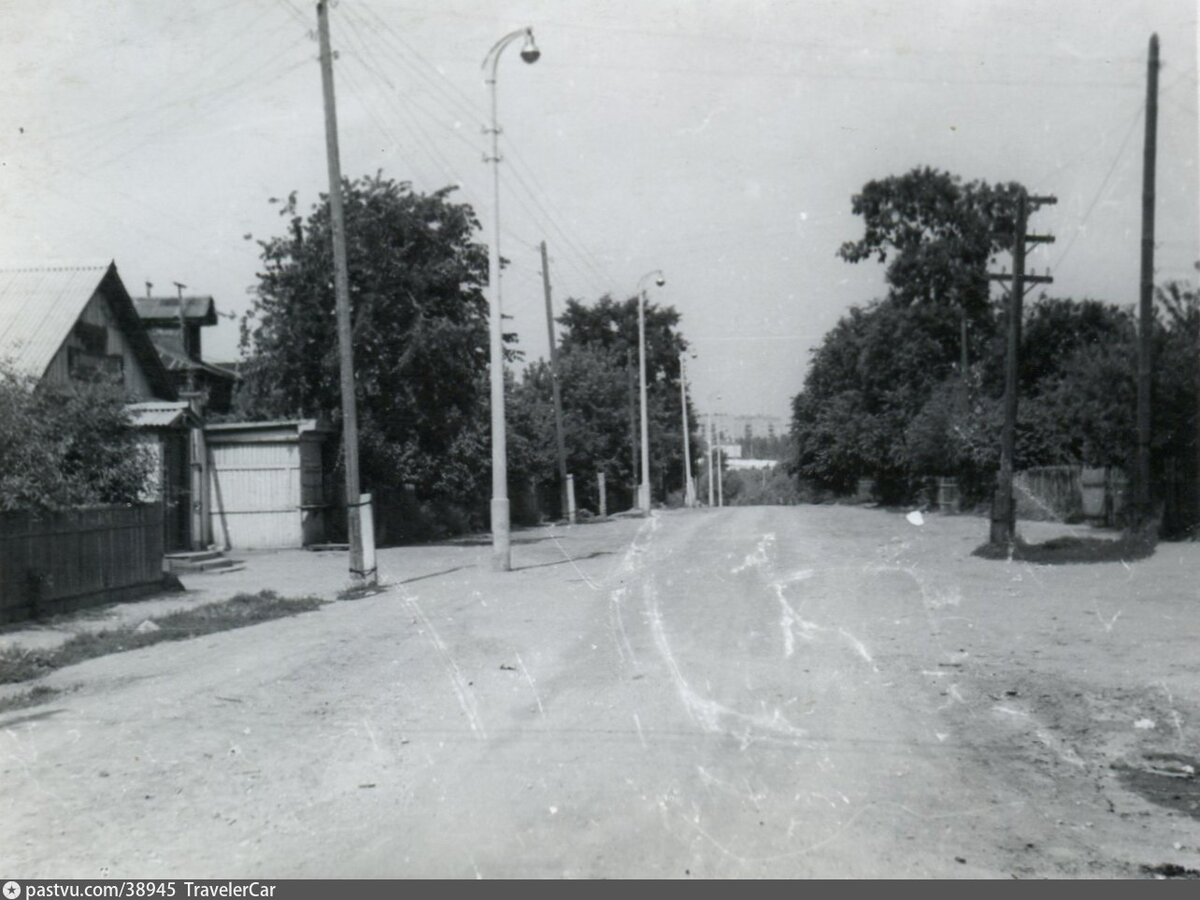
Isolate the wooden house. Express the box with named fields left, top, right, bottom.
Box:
left=0, top=262, right=206, bottom=551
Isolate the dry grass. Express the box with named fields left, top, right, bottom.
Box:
left=0, top=591, right=324, bottom=685
left=0, top=684, right=60, bottom=714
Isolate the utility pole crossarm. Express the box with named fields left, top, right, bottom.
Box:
left=988, top=186, right=1057, bottom=548
left=989, top=273, right=1054, bottom=284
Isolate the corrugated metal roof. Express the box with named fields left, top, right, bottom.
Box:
left=125, top=400, right=190, bottom=428
left=0, top=263, right=112, bottom=378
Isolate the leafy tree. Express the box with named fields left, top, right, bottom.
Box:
left=509, top=294, right=698, bottom=512
left=792, top=168, right=1031, bottom=501
left=838, top=166, right=1022, bottom=322
left=791, top=297, right=967, bottom=498
left=235, top=173, right=494, bottom=511
left=902, top=298, right=1138, bottom=503
left=0, top=365, right=153, bottom=511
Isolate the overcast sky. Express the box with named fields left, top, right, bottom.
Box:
left=2, top=0, right=1197, bottom=420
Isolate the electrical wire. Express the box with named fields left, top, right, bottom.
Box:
left=1053, top=100, right=1146, bottom=274
left=348, top=2, right=618, bottom=296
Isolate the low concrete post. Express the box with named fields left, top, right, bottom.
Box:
left=598, top=472, right=607, bottom=518
left=566, top=475, right=577, bottom=524
left=357, top=493, right=377, bottom=582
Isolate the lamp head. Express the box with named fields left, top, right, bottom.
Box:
left=655, top=275, right=666, bottom=287
left=520, top=29, right=540, bottom=63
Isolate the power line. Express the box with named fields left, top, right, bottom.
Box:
left=499, top=159, right=612, bottom=294
left=358, top=4, right=1150, bottom=69
left=85, top=53, right=313, bottom=175
left=534, top=57, right=1141, bottom=90
left=353, top=3, right=489, bottom=125
left=339, top=7, right=603, bottom=287
left=347, top=2, right=617, bottom=294
left=337, top=18, right=476, bottom=194
left=340, top=8, right=487, bottom=158
left=34, top=9, right=301, bottom=151
left=1053, top=101, right=1146, bottom=273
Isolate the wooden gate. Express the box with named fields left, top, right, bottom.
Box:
left=161, top=431, right=191, bottom=552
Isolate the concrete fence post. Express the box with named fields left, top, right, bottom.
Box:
left=566, top=475, right=577, bottom=524
left=598, top=472, right=607, bottom=518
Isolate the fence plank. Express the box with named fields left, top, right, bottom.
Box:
left=0, top=504, right=165, bottom=622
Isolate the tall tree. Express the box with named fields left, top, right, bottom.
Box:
left=236, top=173, right=494, bottom=508
left=838, top=166, right=1023, bottom=322
left=791, top=168, right=1029, bottom=501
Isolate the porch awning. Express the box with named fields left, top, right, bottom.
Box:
left=125, top=400, right=192, bottom=429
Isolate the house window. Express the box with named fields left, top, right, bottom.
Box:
left=74, top=321, right=108, bottom=355
left=68, top=346, right=124, bottom=383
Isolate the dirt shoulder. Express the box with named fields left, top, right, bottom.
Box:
left=875, top=508, right=1200, bottom=877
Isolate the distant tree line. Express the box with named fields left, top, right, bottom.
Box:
left=233, top=172, right=696, bottom=532
left=508, top=295, right=697, bottom=515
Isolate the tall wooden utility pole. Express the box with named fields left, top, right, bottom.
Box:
left=988, top=191, right=1057, bottom=547
left=317, top=0, right=372, bottom=584
left=540, top=241, right=569, bottom=518
left=1135, top=33, right=1160, bottom=528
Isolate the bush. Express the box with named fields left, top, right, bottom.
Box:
left=721, top=466, right=814, bottom=506
left=0, top=365, right=153, bottom=511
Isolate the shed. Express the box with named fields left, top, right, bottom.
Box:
left=205, top=419, right=332, bottom=550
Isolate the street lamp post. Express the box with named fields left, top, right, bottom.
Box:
left=679, top=352, right=696, bottom=507
left=482, top=27, right=539, bottom=571
left=705, top=392, right=722, bottom=507
left=636, top=270, right=666, bottom=513
left=707, top=411, right=715, bottom=507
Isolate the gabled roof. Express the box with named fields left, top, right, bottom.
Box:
left=0, top=262, right=108, bottom=377
left=0, top=261, right=177, bottom=399
left=155, top=342, right=240, bottom=381
left=133, top=295, right=217, bottom=326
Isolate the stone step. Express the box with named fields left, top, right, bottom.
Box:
left=164, top=549, right=224, bottom=564
left=165, top=553, right=243, bottom=574
left=179, top=557, right=242, bottom=573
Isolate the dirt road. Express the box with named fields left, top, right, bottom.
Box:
left=2, top=507, right=1198, bottom=877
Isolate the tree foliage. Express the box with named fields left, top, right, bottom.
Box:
left=838, top=166, right=1022, bottom=319
left=235, top=173, right=493, bottom=508
left=509, top=294, right=698, bottom=512
left=793, top=166, right=1200, bottom=516
left=0, top=365, right=153, bottom=511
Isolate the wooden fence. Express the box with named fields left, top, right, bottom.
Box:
left=0, top=504, right=164, bottom=623
left=1014, top=466, right=1082, bottom=522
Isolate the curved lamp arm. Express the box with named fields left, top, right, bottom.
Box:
left=637, top=269, right=666, bottom=296
left=483, top=27, right=539, bottom=82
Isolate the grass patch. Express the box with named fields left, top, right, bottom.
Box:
left=336, top=584, right=390, bottom=601
left=0, top=684, right=60, bottom=715
left=0, top=590, right=324, bottom=685
left=973, top=533, right=1156, bottom=565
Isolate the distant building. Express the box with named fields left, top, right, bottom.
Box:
left=727, top=458, right=778, bottom=471
left=133, top=293, right=239, bottom=414
left=709, top=412, right=783, bottom=445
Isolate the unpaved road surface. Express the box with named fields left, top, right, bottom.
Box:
left=3, top=506, right=1198, bottom=877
